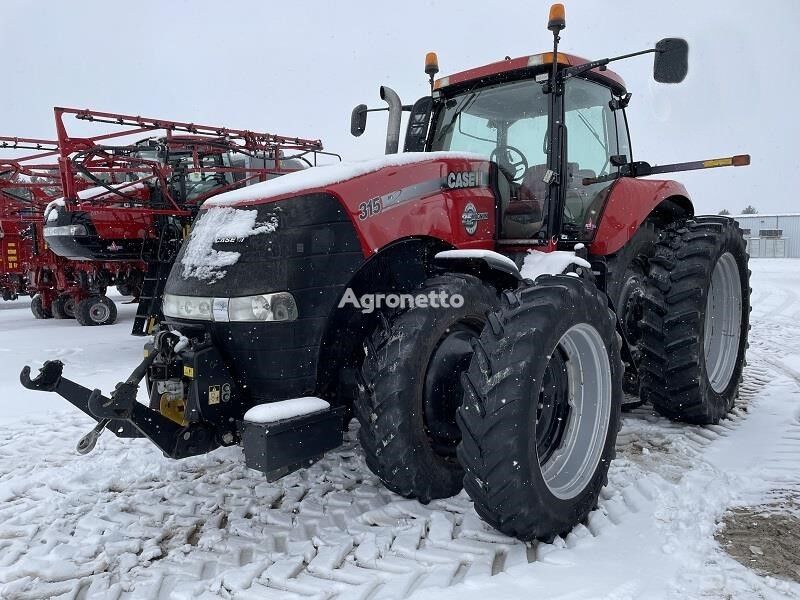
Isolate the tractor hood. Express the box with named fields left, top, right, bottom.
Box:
left=204, top=151, right=486, bottom=209
left=42, top=182, right=154, bottom=260
left=164, top=151, right=496, bottom=402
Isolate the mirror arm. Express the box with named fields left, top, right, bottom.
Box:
left=561, top=48, right=657, bottom=81
left=363, top=105, right=414, bottom=114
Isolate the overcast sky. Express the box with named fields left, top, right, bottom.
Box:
left=1, top=0, right=797, bottom=215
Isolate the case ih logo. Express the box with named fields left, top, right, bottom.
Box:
left=461, top=202, right=489, bottom=235
left=107, top=242, right=123, bottom=252
left=446, top=170, right=484, bottom=189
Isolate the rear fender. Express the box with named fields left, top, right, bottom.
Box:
left=590, top=178, right=693, bottom=255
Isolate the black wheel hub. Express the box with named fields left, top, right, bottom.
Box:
left=536, top=347, right=571, bottom=465
left=618, top=273, right=646, bottom=355
left=422, top=322, right=481, bottom=458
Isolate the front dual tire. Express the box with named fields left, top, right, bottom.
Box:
left=354, top=274, right=499, bottom=503
left=457, top=275, right=623, bottom=541
left=355, top=272, right=623, bottom=542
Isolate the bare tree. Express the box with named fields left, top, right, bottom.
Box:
left=741, top=205, right=758, bottom=214
left=718, top=209, right=731, bottom=215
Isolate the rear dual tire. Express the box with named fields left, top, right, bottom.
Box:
left=30, top=294, right=52, bottom=319
left=640, top=217, right=750, bottom=424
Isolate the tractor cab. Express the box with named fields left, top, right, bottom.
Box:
left=351, top=8, right=692, bottom=251
left=426, top=58, right=629, bottom=244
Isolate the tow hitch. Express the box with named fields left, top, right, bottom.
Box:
left=20, top=330, right=222, bottom=458
left=20, top=330, right=346, bottom=478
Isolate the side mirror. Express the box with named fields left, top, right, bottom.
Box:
left=350, top=104, right=368, bottom=137
left=654, top=38, right=688, bottom=83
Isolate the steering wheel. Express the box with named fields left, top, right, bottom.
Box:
left=490, top=145, right=529, bottom=182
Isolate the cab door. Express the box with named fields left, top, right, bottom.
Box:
left=563, top=78, right=626, bottom=241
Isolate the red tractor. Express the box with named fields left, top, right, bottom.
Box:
left=44, top=107, right=334, bottom=333
left=23, top=5, right=751, bottom=541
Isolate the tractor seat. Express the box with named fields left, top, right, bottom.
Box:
left=501, top=164, right=548, bottom=239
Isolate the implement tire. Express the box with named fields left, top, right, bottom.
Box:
left=355, top=273, right=499, bottom=503
left=30, top=294, right=52, bottom=319
left=75, top=295, right=118, bottom=326
left=639, top=217, right=750, bottom=424
left=52, top=294, right=77, bottom=319
left=457, top=275, right=623, bottom=541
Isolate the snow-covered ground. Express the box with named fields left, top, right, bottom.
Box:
left=0, top=261, right=798, bottom=599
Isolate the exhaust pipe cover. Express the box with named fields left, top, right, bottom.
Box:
left=380, top=86, right=402, bottom=155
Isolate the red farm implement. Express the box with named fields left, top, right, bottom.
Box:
left=0, top=136, right=147, bottom=320
left=0, top=137, right=139, bottom=320
left=45, top=107, right=334, bottom=333
left=0, top=138, right=60, bottom=302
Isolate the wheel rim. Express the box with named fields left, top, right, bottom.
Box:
left=538, top=323, right=613, bottom=500
left=64, top=298, right=75, bottom=318
left=423, top=321, right=483, bottom=458
left=88, top=300, right=111, bottom=324
left=704, top=252, right=743, bottom=393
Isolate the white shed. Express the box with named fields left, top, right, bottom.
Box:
left=732, top=214, right=800, bottom=258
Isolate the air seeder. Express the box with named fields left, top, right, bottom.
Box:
left=44, top=108, right=332, bottom=332
left=0, top=138, right=59, bottom=302
left=0, top=137, right=131, bottom=319
left=23, top=5, right=752, bottom=541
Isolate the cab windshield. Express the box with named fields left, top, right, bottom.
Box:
left=430, top=79, right=549, bottom=172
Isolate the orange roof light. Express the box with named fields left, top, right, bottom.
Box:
left=548, top=3, right=566, bottom=32
left=425, top=52, right=439, bottom=77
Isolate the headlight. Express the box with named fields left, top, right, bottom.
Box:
left=162, top=293, right=213, bottom=321
left=162, top=292, right=297, bottom=322
left=227, top=292, right=298, bottom=322
left=43, top=224, right=88, bottom=236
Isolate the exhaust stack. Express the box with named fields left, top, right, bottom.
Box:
left=380, top=86, right=402, bottom=155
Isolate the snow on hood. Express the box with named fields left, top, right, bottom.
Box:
left=77, top=181, right=147, bottom=200
left=180, top=206, right=279, bottom=282
left=205, top=151, right=485, bottom=207
left=43, top=182, right=148, bottom=221
left=521, top=247, right=591, bottom=280
left=44, top=198, right=65, bottom=222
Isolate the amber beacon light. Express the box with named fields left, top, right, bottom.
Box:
left=548, top=3, right=566, bottom=31
left=425, top=52, right=439, bottom=87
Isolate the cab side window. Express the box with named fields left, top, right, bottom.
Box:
left=564, top=78, right=620, bottom=239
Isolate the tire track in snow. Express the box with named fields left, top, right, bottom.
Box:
left=0, top=359, right=774, bottom=600
left=0, top=296, right=786, bottom=600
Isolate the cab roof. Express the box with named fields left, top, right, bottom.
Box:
left=434, top=52, right=626, bottom=95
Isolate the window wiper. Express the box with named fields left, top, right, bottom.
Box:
left=432, top=91, right=478, bottom=145
left=575, top=110, right=607, bottom=153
